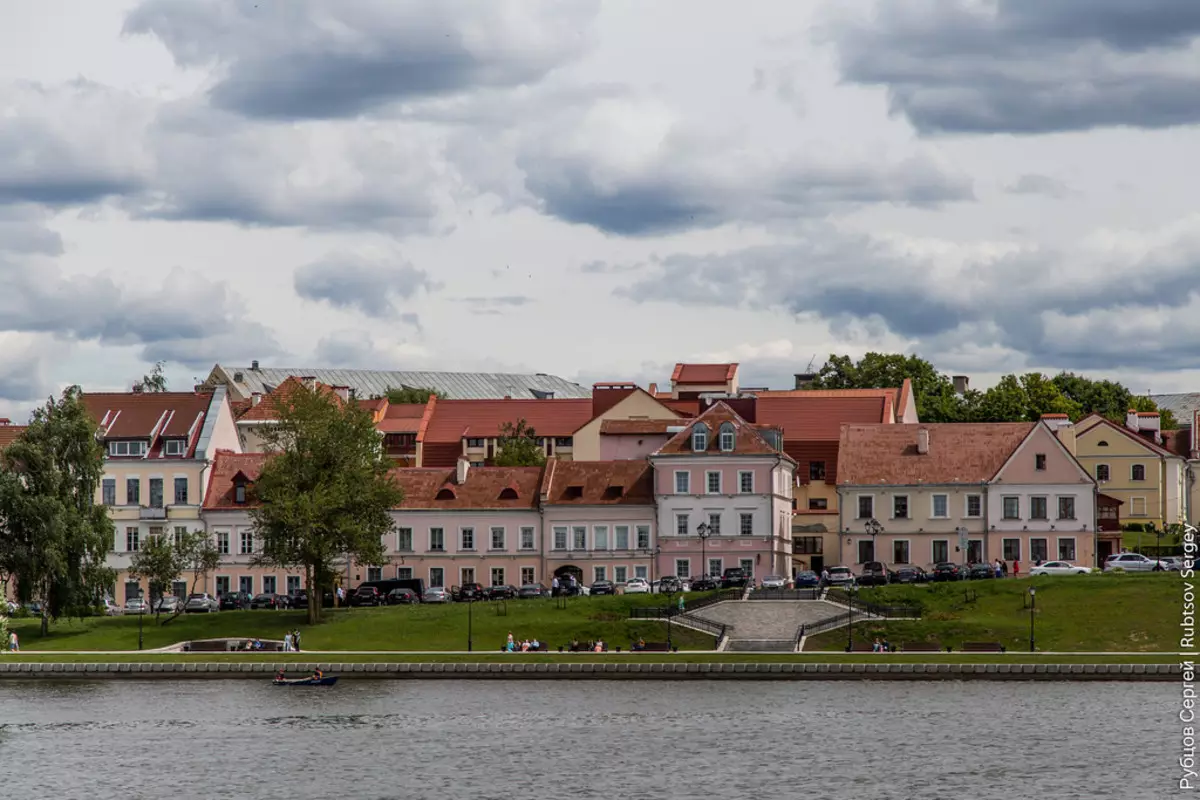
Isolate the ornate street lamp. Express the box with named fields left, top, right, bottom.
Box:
left=696, top=522, right=712, bottom=579
left=864, top=518, right=884, bottom=562
left=1028, top=586, right=1036, bottom=653
left=137, top=588, right=146, bottom=651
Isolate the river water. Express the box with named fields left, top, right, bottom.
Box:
left=0, top=679, right=1177, bottom=799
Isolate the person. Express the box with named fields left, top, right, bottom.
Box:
left=593, top=639, right=604, bottom=653
left=570, top=637, right=580, bottom=652
left=336, top=586, right=345, bottom=605
left=872, top=638, right=882, bottom=652
left=633, top=638, right=645, bottom=652
left=283, top=632, right=292, bottom=652
left=293, top=629, right=301, bottom=652
left=531, top=637, right=540, bottom=651
left=507, top=631, right=514, bottom=646
left=8, top=631, right=18, bottom=652
left=252, top=638, right=263, bottom=650
left=312, top=666, right=323, bottom=680
left=569, top=574, right=578, bottom=594
left=275, top=669, right=286, bottom=682
left=882, top=637, right=891, bottom=653
left=551, top=576, right=560, bottom=596
left=1013, top=560, right=1020, bottom=578
left=820, top=568, right=830, bottom=585
left=521, top=639, right=530, bottom=652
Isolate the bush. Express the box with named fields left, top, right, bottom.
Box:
left=1123, top=523, right=1146, bottom=532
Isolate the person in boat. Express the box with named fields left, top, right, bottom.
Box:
left=275, top=669, right=286, bottom=682
left=312, top=667, right=324, bottom=680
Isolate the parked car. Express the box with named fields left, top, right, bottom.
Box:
left=155, top=595, right=184, bottom=614
left=892, top=567, right=928, bottom=584
left=350, top=586, right=387, bottom=607
left=123, top=597, right=149, bottom=615
left=517, top=584, right=548, bottom=599
left=454, top=583, right=486, bottom=601
left=931, top=562, right=965, bottom=582
left=184, top=593, right=219, bottom=613
left=422, top=587, right=450, bottom=603
left=793, top=570, right=821, bottom=588
left=823, top=566, right=856, bottom=587
left=721, top=567, right=749, bottom=589
left=857, top=562, right=891, bottom=586
left=689, top=575, right=719, bottom=592
left=220, top=591, right=251, bottom=610
left=102, top=599, right=123, bottom=616
left=484, top=584, right=518, bottom=600
left=760, top=575, right=787, bottom=590
left=589, top=580, right=616, bottom=596
left=386, top=588, right=420, bottom=605
left=289, top=589, right=336, bottom=609
left=1030, top=561, right=1093, bottom=576
left=967, top=563, right=995, bottom=580
left=1104, top=553, right=1167, bottom=572
left=250, top=593, right=286, bottom=610
left=623, top=578, right=650, bottom=594
left=1161, top=557, right=1187, bottom=572
left=655, top=576, right=684, bottom=594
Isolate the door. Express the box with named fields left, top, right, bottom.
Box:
left=810, top=555, right=824, bottom=573
left=215, top=576, right=230, bottom=597
left=239, top=576, right=253, bottom=596
left=740, top=558, right=754, bottom=578
left=967, top=540, right=983, bottom=564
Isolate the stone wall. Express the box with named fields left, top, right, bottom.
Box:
left=0, top=661, right=1181, bottom=681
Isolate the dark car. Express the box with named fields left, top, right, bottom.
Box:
left=219, top=591, right=251, bottom=610
left=454, top=583, right=486, bottom=601
left=289, top=589, right=336, bottom=609
left=517, top=584, right=548, bottom=599
left=589, top=579, right=616, bottom=596
left=857, top=561, right=891, bottom=587
left=967, top=563, right=995, bottom=580
left=250, top=592, right=286, bottom=610
left=892, top=567, right=928, bottom=584
left=793, top=570, right=821, bottom=588
left=656, top=575, right=684, bottom=594
left=385, top=587, right=419, bottom=605
left=721, top=567, right=749, bottom=589
left=690, top=575, right=719, bottom=592
left=484, top=584, right=518, bottom=600
left=932, top=562, right=964, bottom=582
left=350, top=586, right=386, bottom=607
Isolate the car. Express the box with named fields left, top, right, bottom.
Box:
left=1104, top=553, right=1167, bottom=572
left=422, top=587, right=449, bottom=603
left=250, top=592, right=287, bottom=610
left=589, top=580, right=616, bottom=596
left=760, top=575, right=787, bottom=590
left=155, top=595, right=184, bottom=614
left=517, top=584, right=548, bottom=599
left=892, top=567, right=928, bottom=584
left=793, top=570, right=820, bottom=588
left=220, top=591, right=251, bottom=611
left=1161, top=557, right=1187, bottom=572
left=655, top=576, right=684, bottom=594
left=484, top=584, right=518, bottom=600
left=289, top=589, right=336, bottom=609
left=123, top=598, right=149, bottom=615
left=931, top=562, right=965, bottom=582
left=689, top=575, right=719, bottom=592
left=184, top=593, right=219, bottom=613
left=967, top=563, right=995, bottom=580
left=823, top=566, right=856, bottom=587
left=622, top=577, right=650, bottom=594
left=454, top=583, right=486, bottom=601
left=721, top=567, right=749, bottom=589
left=350, top=586, right=386, bottom=607
left=386, top=588, right=420, bottom=605
left=1030, top=561, right=1093, bottom=576
left=102, top=599, right=123, bottom=616
left=857, top=562, right=891, bottom=586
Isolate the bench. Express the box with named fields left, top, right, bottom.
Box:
left=499, top=643, right=548, bottom=652
left=562, top=642, right=608, bottom=653
left=633, top=642, right=671, bottom=652
left=902, top=641, right=943, bottom=652
left=959, top=642, right=1006, bottom=653
left=184, top=640, right=231, bottom=652
left=846, top=642, right=877, bottom=653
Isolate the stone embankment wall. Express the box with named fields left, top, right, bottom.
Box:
left=0, top=662, right=1180, bottom=681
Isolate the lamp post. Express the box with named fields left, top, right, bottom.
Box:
left=1152, top=522, right=1163, bottom=569
left=663, top=586, right=676, bottom=651
left=696, top=522, right=712, bottom=579
left=467, top=597, right=474, bottom=652
left=641, top=544, right=661, bottom=590
left=1028, top=586, right=1036, bottom=652
left=846, top=582, right=856, bottom=652
left=864, top=518, right=884, bottom=563
left=137, top=588, right=145, bottom=651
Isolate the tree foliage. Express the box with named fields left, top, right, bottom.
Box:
left=378, top=386, right=442, bottom=404
left=129, top=529, right=220, bottom=624
left=805, top=353, right=1177, bottom=426
left=135, top=361, right=169, bottom=393
left=0, top=387, right=115, bottom=635
left=248, top=383, right=403, bottom=624
left=492, top=418, right=547, bottom=467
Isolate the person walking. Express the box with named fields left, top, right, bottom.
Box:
left=1012, top=560, right=1020, bottom=578
left=283, top=631, right=293, bottom=652
left=9, top=630, right=18, bottom=652
left=292, top=629, right=301, bottom=652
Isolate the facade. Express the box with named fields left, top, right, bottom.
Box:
left=418, top=397, right=593, bottom=467
left=1073, top=412, right=1185, bottom=530
left=649, top=402, right=796, bottom=581
left=572, top=384, right=682, bottom=461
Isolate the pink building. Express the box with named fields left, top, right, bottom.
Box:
left=649, top=402, right=797, bottom=581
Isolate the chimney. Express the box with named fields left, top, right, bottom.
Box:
left=953, top=375, right=969, bottom=395
left=0, top=418, right=9, bottom=425
left=233, top=371, right=244, bottom=383
left=300, top=376, right=316, bottom=390
left=794, top=373, right=816, bottom=389
left=251, top=392, right=262, bottom=406
left=917, top=427, right=930, bottom=454
left=332, top=385, right=350, bottom=401
left=132, top=384, right=144, bottom=393
left=1126, top=409, right=1140, bottom=432
left=251, top=360, right=260, bottom=371
left=456, top=457, right=470, bottom=485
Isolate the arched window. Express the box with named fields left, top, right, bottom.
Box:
left=691, top=425, right=708, bottom=452
left=1097, top=440, right=1109, bottom=447
left=718, top=422, right=736, bottom=452
left=1131, top=464, right=1146, bottom=481
left=499, top=487, right=519, bottom=500
left=436, top=488, right=456, bottom=500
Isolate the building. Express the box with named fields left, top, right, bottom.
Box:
left=0, top=418, right=28, bottom=452
left=233, top=376, right=353, bottom=451
left=82, top=386, right=241, bottom=602
left=572, top=383, right=685, bottom=461
left=837, top=420, right=1097, bottom=570
left=649, top=402, right=797, bottom=582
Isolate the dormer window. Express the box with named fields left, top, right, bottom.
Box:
left=436, top=487, right=456, bottom=500
left=164, top=439, right=186, bottom=457
left=1097, top=440, right=1109, bottom=447
left=234, top=482, right=247, bottom=504
left=718, top=422, right=735, bottom=452
left=498, top=487, right=519, bottom=500
left=107, top=440, right=148, bottom=458
left=565, top=485, right=584, bottom=499
left=691, top=425, right=709, bottom=452
left=604, top=485, right=624, bottom=499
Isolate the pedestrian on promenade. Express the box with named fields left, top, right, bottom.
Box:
left=293, top=629, right=301, bottom=652
left=283, top=632, right=293, bottom=652
left=9, top=630, right=18, bottom=652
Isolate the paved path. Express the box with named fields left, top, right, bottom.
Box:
left=691, top=601, right=845, bottom=641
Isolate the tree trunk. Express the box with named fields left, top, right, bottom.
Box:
left=40, top=608, right=48, bottom=636
left=306, top=565, right=318, bottom=626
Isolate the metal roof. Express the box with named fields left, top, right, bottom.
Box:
left=1151, top=393, right=1200, bottom=421
left=217, top=366, right=590, bottom=401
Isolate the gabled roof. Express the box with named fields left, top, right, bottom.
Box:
left=377, top=400, right=431, bottom=434
left=0, top=423, right=28, bottom=451
left=81, top=391, right=211, bottom=458
left=422, top=398, right=593, bottom=441
left=671, top=363, right=737, bottom=385
left=653, top=402, right=785, bottom=457
left=390, top=466, right=544, bottom=510
left=540, top=458, right=654, bottom=505
left=838, top=423, right=1034, bottom=485
left=1075, top=413, right=1182, bottom=459
left=990, top=421, right=1094, bottom=485
left=601, top=419, right=687, bottom=435
left=237, top=376, right=344, bottom=422
left=203, top=450, right=270, bottom=509
left=756, top=396, right=889, bottom=441
left=573, top=386, right=683, bottom=434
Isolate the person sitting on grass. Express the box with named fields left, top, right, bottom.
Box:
left=633, top=638, right=646, bottom=651
left=531, top=637, right=540, bottom=651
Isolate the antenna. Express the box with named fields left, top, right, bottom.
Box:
left=805, top=355, right=817, bottom=373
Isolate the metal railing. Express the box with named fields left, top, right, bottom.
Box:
left=629, top=606, right=729, bottom=643
left=826, top=589, right=920, bottom=619
left=794, top=623, right=806, bottom=650
left=800, top=613, right=854, bottom=637
left=682, top=588, right=742, bottom=612
left=747, top=588, right=823, bottom=601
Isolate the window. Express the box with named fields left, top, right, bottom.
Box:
left=234, top=482, right=246, bottom=504
left=738, top=471, right=754, bottom=493
left=1131, top=464, right=1146, bottom=481
left=809, top=461, right=826, bottom=481
left=1058, top=538, right=1077, bottom=561
left=675, top=559, right=691, bottom=578
left=593, top=566, right=606, bottom=582
left=286, top=576, right=301, bottom=594
left=857, top=495, right=874, bottom=519
left=674, top=471, right=690, bottom=494
left=490, top=527, right=505, bottom=550
left=396, top=528, right=413, bottom=551
left=932, top=540, right=949, bottom=563
left=893, top=540, right=910, bottom=564
left=614, top=566, right=627, bottom=583
left=1057, top=496, right=1076, bottom=519
left=164, top=439, right=186, bottom=457
left=460, top=568, right=476, bottom=585
left=1131, top=497, right=1147, bottom=516
left=1030, top=496, right=1048, bottom=520
left=614, top=525, right=629, bottom=550
left=691, top=425, right=708, bottom=452
left=262, top=576, right=277, bottom=594
left=366, top=568, right=382, bottom=583
left=1002, top=539, right=1021, bottom=561
left=173, top=526, right=186, bottom=547
left=173, top=477, right=188, bottom=505
left=928, top=494, right=948, bottom=518
left=397, top=567, right=413, bottom=580
left=707, top=513, right=721, bottom=535
left=809, top=498, right=828, bottom=511
left=215, top=577, right=230, bottom=597
left=965, top=495, right=982, bottom=518
left=892, top=495, right=909, bottom=519
left=707, top=558, right=722, bottom=578
left=634, top=565, right=648, bottom=579
left=594, top=526, right=609, bottom=550
left=1096, top=464, right=1110, bottom=482
left=126, top=527, right=140, bottom=552
left=675, top=513, right=689, bottom=536
left=793, top=537, right=822, bottom=555
left=857, top=540, right=874, bottom=564
left=466, top=438, right=485, bottom=447
left=739, top=513, right=753, bottom=536
left=239, top=530, right=254, bottom=554
left=460, top=527, right=475, bottom=551
left=102, top=479, right=116, bottom=506
left=573, top=526, right=587, bottom=549
left=1002, top=496, right=1020, bottom=519
left=429, top=568, right=444, bottom=588
left=148, top=478, right=164, bottom=507
left=1097, top=440, right=1109, bottom=447
left=216, top=530, right=229, bottom=555
left=1031, top=538, right=1048, bottom=562
left=491, top=568, right=505, bottom=587
left=521, top=567, right=536, bottom=585
left=469, top=461, right=484, bottom=468
left=1035, top=453, right=1046, bottom=471
left=740, top=558, right=754, bottom=578
left=553, top=526, right=568, bottom=550
left=706, top=471, right=721, bottom=494
left=718, top=423, right=735, bottom=452
left=636, top=525, right=650, bottom=549
left=148, top=526, right=164, bottom=544
left=520, top=527, right=535, bottom=550
left=429, top=528, right=445, bottom=552
left=126, top=477, right=140, bottom=505
left=107, top=440, right=148, bottom=457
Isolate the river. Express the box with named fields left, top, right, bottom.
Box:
left=0, top=679, right=1176, bottom=799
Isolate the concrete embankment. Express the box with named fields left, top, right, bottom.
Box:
left=0, top=661, right=1182, bottom=681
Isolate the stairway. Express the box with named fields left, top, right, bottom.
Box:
left=724, top=639, right=795, bottom=652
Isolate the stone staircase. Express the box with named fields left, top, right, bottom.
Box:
left=724, top=639, right=796, bottom=652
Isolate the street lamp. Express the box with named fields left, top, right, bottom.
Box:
left=467, top=596, right=474, bottom=652
left=1151, top=522, right=1163, bottom=569
left=662, top=585, right=676, bottom=652
left=864, top=518, right=884, bottom=562
left=137, top=588, right=145, bottom=651
left=1028, top=586, right=1036, bottom=653
left=846, top=582, right=856, bottom=652
left=641, top=544, right=662, bottom=589
left=696, top=522, right=712, bottom=579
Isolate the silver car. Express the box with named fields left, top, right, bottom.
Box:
left=422, top=587, right=449, bottom=603
left=156, top=595, right=184, bottom=614
left=1103, top=553, right=1167, bottom=572
left=760, top=575, right=787, bottom=589
left=184, top=593, right=220, bottom=613
left=123, top=598, right=149, bottom=615
left=824, top=566, right=856, bottom=587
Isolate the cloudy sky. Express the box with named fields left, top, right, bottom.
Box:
left=2, top=0, right=1199, bottom=420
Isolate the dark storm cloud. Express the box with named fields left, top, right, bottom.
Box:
left=293, top=252, right=438, bottom=318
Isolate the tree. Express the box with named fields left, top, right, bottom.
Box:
left=492, top=418, right=547, bottom=466
left=0, top=387, right=115, bottom=635
left=807, top=352, right=967, bottom=422
left=379, top=386, right=442, bottom=404
left=135, top=361, right=168, bottom=392
left=248, top=382, right=403, bottom=624
left=129, top=529, right=219, bottom=624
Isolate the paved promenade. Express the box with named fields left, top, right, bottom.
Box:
left=692, top=600, right=844, bottom=641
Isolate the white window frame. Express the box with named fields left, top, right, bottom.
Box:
left=634, top=565, right=648, bottom=579
left=396, top=527, right=413, bottom=552
left=460, top=526, right=476, bottom=551
left=738, top=471, right=754, bottom=493
left=719, top=424, right=735, bottom=452
left=691, top=426, right=707, bottom=452
left=636, top=525, right=651, bottom=549
left=931, top=539, right=949, bottom=563
left=1130, top=496, right=1147, bottom=516
left=707, top=558, right=723, bottom=578
left=164, top=439, right=186, bottom=457
left=965, top=494, right=982, bottom=518
left=1029, top=495, right=1048, bottom=520
left=856, top=494, right=874, bottom=519
left=1057, top=537, right=1077, bottom=561
left=520, top=566, right=536, bottom=585
left=239, top=529, right=254, bottom=555
left=429, top=527, right=445, bottom=552
left=520, top=527, right=535, bottom=550
left=572, top=526, right=587, bottom=549
left=675, top=513, right=689, bottom=536
left=707, top=512, right=721, bottom=535
left=739, top=512, right=753, bottom=536
left=1056, top=495, right=1076, bottom=520
left=553, top=526, right=568, bottom=550
left=1001, top=496, right=1020, bottom=520
left=428, top=567, right=444, bottom=588
left=892, top=539, right=910, bottom=565
left=674, top=559, right=691, bottom=579
left=614, top=525, right=630, bottom=550
left=614, top=566, right=628, bottom=583
left=930, top=494, right=948, bottom=519
left=706, top=471, right=722, bottom=494
left=593, top=566, right=606, bottom=582
left=490, top=526, right=506, bottom=551
left=490, top=567, right=505, bottom=587
left=892, top=494, right=909, bottom=520
left=593, top=525, right=609, bottom=550
left=674, top=471, right=690, bottom=494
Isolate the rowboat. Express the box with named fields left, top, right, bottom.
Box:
left=272, top=676, right=338, bottom=686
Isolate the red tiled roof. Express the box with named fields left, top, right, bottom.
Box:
left=237, top=376, right=343, bottom=422
left=1077, top=413, right=1180, bottom=458
left=203, top=450, right=271, bottom=509
left=654, top=402, right=784, bottom=457
left=0, top=424, right=28, bottom=451
left=756, top=396, right=887, bottom=441
left=1160, top=428, right=1191, bottom=458
left=229, top=399, right=253, bottom=420
left=838, top=423, right=1034, bottom=485
left=660, top=399, right=699, bottom=417
left=600, top=419, right=688, bottom=435
left=377, top=402, right=427, bottom=434
left=541, top=458, right=655, bottom=505
left=391, top=465, right=544, bottom=509
left=671, top=363, right=738, bottom=385
left=422, top=398, right=592, bottom=441
left=81, top=391, right=211, bottom=458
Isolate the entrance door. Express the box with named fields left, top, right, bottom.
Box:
left=1098, top=539, right=1115, bottom=563
left=967, top=540, right=983, bottom=563
left=810, top=555, right=824, bottom=573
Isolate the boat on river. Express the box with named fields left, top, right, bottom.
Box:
left=272, top=676, right=338, bottom=686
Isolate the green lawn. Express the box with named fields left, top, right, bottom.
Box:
left=808, top=572, right=1184, bottom=653
left=6, top=593, right=715, bottom=652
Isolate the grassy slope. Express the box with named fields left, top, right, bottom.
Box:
left=6, top=593, right=715, bottom=652
left=0, top=653, right=1178, bottom=664
left=806, top=573, right=1184, bottom=652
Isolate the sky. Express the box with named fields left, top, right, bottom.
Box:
left=2, top=0, right=1200, bottom=421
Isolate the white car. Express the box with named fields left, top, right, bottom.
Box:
left=1103, top=553, right=1167, bottom=572
left=623, top=578, right=650, bottom=594
left=1029, top=561, right=1092, bottom=576
left=760, top=575, right=787, bottom=589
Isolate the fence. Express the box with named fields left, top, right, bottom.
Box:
left=628, top=606, right=729, bottom=643
left=682, top=588, right=742, bottom=612
left=747, top=588, right=823, bottom=601
left=825, top=590, right=921, bottom=619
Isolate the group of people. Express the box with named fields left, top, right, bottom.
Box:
left=283, top=629, right=302, bottom=651
left=567, top=638, right=606, bottom=652
left=274, top=667, right=323, bottom=682
left=550, top=575, right=580, bottom=597
left=871, top=638, right=894, bottom=653
left=504, top=631, right=542, bottom=652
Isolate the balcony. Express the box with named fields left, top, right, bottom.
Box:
left=139, top=506, right=167, bottom=520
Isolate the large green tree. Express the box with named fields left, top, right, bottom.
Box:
left=0, top=387, right=114, bottom=635
left=492, top=418, right=547, bottom=466
left=378, top=386, right=442, bottom=404
left=249, top=382, right=403, bottom=624
left=135, top=361, right=168, bottom=392
left=129, top=529, right=220, bottom=624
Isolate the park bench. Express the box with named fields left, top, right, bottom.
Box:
left=183, top=640, right=234, bottom=652
left=846, top=642, right=877, bottom=653
left=902, top=641, right=943, bottom=652
left=959, top=642, right=1006, bottom=653
left=634, top=642, right=671, bottom=652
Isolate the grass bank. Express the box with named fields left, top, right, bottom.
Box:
left=807, top=572, right=1183, bottom=652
